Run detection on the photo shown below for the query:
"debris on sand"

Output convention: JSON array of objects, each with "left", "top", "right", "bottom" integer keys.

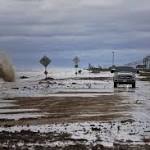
[
  {"left": 20, "top": 76, "right": 29, "bottom": 79},
  {"left": 121, "top": 119, "right": 135, "bottom": 124},
  {"left": 0, "top": 121, "right": 150, "bottom": 150}
]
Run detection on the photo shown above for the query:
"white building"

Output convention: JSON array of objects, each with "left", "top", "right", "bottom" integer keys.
[{"left": 143, "top": 56, "right": 150, "bottom": 69}]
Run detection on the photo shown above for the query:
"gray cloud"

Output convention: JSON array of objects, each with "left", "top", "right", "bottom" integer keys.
[{"left": 0, "top": 0, "right": 150, "bottom": 68}]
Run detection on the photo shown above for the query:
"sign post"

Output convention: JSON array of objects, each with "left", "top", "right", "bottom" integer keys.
[
  {"left": 73, "top": 56, "right": 80, "bottom": 76},
  {"left": 40, "top": 56, "right": 51, "bottom": 79}
]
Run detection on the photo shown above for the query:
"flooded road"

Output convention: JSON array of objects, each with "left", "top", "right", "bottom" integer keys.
[
  {"left": 114, "top": 81, "right": 150, "bottom": 122},
  {"left": 0, "top": 71, "right": 149, "bottom": 149},
  {"left": 0, "top": 71, "right": 150, "bottom": 122}
]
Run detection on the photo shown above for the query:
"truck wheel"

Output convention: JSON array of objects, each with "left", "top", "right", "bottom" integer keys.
[
  {"left": 132, "top": 83, "right": 136, "bottom": 88},
  {"left": 114, "top": 82, "right": 117, "bottom": 88}
]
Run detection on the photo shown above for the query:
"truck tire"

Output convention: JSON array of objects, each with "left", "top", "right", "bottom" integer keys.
[
  {"left": 114, "top": 82, "right": 117, "bottom": 88},
  {"left": 132, "top": 82, "right": 136, "bottom": 88}
]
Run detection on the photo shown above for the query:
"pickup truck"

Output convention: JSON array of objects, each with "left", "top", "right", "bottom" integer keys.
[{"left": 111, "top": 66, "right": 138, "bottom": 88}]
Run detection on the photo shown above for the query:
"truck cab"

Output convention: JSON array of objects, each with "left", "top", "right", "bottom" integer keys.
[{"left": 111, "top": 66, "right": 138, "bottom": 88}]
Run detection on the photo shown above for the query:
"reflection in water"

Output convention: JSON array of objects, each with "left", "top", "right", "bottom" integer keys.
[
  {"left": 114, "top": 86, "right": 136, "bottom": 93},
  {"left": 114, "top": 81, "right": 150, "bottom": 122}
]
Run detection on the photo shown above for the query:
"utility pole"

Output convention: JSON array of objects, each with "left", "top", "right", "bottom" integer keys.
[{"left": 112, "top": 51, "right": 115, "bottom": 67}]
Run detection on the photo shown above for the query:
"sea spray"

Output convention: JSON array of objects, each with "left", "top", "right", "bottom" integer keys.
[{"left": 0, "top": 53, "right": 15, "bottom": 82}]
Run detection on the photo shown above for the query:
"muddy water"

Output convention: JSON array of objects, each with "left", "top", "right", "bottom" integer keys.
[
  {"left": 114, "top": 81, "right": 150, "bottom": 122},
  {"left": 0, "top": 71, "right": 150, "bottom": 122},
  {"left": 0, "top": 71, "right": 150, "bottom": 149}
]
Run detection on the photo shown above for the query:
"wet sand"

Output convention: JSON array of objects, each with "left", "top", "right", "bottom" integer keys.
[
  {"left": 0, "top": 93, "right": 150, "bottom": 149},
  {"left": 0, "top": 130, "right": 149, "bottom": 150},
  {"left": 0, "top": 71, "right": 150, "bottom": 149},
  {"left": 0, "top": 94, "right": 130, "bottom": 125}
]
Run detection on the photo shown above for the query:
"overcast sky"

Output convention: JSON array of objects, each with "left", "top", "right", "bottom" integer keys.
[{"left": 0, "top": 0, "right": 150, "bottom": 69}]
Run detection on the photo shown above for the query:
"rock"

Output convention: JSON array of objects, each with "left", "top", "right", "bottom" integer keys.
[
  {"left": 20, "top": 76, "right": 29, "bottom": 79},
  {"left": 58, "top": 83, "right": 65, "bottom": 86},
  {"left": 114, "top": 143, "right": 150, "bottom": 150},
  {"left": 91, "top": 127, "right": 101, "bottom": 131},
  {"left": 121, "top": 119, "right": 135, "bottom": 124},
  {"left": 72, "top": 82, "right": 77, "bottom": 85},
  {"left": 63, "top": 144, "right": 87, "bottom": 150},
  {"left": 92, "top": 144, "right": 112, "bottom": 150},
  {"left": 45, "top": 77, "right": 54, "bottom": 80},
  {"left": 12, "top": 87, "right": 19, "bottom": 90}
]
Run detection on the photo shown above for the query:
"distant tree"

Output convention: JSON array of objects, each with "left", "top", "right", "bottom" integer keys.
[
  {"left": 40, "top": 56, "right": 51, "bottom": 79},
  {"left": 73, "top": 56, "right": 80, "bottom": 75}
]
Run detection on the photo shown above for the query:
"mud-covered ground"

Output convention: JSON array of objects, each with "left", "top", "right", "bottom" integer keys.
[
  {"left": 0, "top": 94, "right": 128, "bottom": 125},
  {"left": 0, "top": 129, "right": 149, "bottom": 150},
  {"left": 0, "top": 70, "right": 150, "bottom": 149}
]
